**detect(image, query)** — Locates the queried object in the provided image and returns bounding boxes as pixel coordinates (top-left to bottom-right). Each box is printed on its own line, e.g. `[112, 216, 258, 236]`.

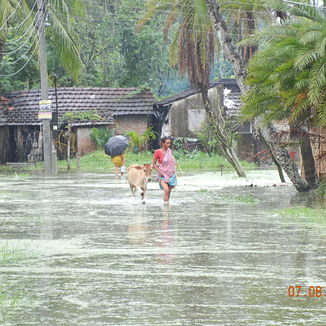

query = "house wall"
[0, 126, 11, 163]
[76, 117, 150, 157]
[167, 87, 219, 138]
[114, 114, 149, 135]
[77, 128, 97, 156]
[311, 127, 326, 180]
[0, 126, 41, 163]
[236, 134, 255, 162]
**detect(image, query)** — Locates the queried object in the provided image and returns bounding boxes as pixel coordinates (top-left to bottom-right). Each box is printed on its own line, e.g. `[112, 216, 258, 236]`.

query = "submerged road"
[0, 170, 325, 325]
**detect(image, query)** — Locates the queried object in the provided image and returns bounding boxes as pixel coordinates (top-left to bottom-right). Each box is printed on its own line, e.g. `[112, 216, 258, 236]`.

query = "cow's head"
[143, 163, 152, 182]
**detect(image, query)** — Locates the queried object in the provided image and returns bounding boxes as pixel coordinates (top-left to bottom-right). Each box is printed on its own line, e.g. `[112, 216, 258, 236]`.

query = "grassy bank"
[57, 150, 255, 171]
[275, 207, 326, 223]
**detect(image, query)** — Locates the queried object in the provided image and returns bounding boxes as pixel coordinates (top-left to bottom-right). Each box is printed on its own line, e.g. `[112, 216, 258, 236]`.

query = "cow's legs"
[129, 185, 136, 197]
[137, 186, 145, 204]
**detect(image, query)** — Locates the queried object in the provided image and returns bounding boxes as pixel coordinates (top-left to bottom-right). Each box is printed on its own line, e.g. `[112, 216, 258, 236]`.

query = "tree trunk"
[270, 151, 286, 183]
[205, 0, 248, 93]
[205, 0, 311, 192]
[201, 88, 247, 178]
[258, 120, 310, 192]
[300, 132, 320, 189]
[258, 128, 286, 182]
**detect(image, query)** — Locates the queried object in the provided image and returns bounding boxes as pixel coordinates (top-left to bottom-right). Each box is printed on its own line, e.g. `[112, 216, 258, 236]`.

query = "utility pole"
[37, 0, 55, 175]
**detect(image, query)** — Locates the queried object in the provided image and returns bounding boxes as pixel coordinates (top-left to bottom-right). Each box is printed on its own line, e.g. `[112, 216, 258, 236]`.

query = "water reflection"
[128, 206, 148, 245]
[156, 205, 176, 265]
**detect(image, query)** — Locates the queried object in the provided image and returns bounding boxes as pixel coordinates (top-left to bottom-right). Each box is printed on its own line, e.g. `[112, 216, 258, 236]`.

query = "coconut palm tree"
[205, 0, 317, 191]
[0, 0, 83, 78]
[240, 5, 325, 188]
[138, 0, 247, 177]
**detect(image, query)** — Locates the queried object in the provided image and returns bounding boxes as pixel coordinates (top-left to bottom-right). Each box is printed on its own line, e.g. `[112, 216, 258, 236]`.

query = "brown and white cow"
[127, 164, 152, 203]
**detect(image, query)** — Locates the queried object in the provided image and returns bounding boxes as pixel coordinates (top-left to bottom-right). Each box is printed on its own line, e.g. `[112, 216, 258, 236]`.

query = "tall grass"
[0, 245, 31, 264]
[276, 207, 326, 222]
[57, 150, 255, 171]
[315, 180, 326, 198]
[221, 193, 259, 204]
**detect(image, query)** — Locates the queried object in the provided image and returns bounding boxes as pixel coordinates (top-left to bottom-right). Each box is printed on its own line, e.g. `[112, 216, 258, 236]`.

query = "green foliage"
[221, 193, 259, 204]
[276, 207, 326, 220]
[241, 8, 326, 126]
[0, 245, 31, 264]
[0, 29, 39, 94]
[315, 179, 326, 198]
[60, 110, 104, 123]
[125, 127, 156, 153]
[197, 121, 222, 154]
[139, 0, 215, 89]
[0, 0, 84, 94]
[90, 127, 113, 149]
[65, 0, 185, 96]
[56, 149, 255, 171]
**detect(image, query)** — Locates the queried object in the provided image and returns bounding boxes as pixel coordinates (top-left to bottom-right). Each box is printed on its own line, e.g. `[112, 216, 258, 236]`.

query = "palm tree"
[240, 5, 325, 188]
[205, 0, 316, 191]
[138, 0, 247, 177]
[0, 0, 83, 78]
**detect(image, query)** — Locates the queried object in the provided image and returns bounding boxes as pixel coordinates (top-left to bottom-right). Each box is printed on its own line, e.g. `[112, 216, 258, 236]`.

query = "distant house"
[152, 79, 254, 161]
[0, 87, 154, 163]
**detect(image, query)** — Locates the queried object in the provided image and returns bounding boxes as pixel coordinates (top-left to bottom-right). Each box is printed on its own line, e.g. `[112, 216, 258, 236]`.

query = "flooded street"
[0, 170, 325, 325]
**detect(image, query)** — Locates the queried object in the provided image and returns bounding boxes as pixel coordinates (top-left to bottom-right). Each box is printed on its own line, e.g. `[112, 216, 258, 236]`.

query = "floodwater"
[0, 169, 325, 326]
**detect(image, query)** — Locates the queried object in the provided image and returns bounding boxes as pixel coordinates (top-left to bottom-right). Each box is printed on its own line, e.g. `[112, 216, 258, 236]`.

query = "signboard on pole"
[38, 99, 52, 120]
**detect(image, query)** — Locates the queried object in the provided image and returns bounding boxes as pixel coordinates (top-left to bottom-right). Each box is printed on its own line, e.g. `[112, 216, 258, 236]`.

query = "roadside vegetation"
[275, 207, 326, 223]
[221, 193, 259, 204]
[56, 149, 255, 172]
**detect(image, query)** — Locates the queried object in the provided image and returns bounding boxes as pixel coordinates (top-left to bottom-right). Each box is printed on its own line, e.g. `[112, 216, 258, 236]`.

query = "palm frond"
[48, 12, 82, 79]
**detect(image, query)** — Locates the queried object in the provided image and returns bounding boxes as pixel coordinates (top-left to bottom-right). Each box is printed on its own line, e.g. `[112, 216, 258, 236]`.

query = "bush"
[125, 127, 156, 153]
[90, 127, 113, 149]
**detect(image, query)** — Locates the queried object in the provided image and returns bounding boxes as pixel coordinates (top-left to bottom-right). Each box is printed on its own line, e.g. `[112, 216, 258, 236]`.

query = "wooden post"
[66, 125, 71, 170]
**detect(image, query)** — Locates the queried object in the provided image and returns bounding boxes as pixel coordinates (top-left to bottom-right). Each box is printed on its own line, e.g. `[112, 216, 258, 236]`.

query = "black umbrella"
[104, 135, 129, 157]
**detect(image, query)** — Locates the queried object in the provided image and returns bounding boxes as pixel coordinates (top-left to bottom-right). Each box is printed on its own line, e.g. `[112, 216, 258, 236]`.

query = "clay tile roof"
[5, 87, 155, 126]
[0, 96, 9, 125]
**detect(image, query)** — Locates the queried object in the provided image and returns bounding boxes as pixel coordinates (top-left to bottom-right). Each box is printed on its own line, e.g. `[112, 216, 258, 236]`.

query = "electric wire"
[0, 46, 37, 77]
[60, 18, 257, 37]
[0, 0, 24, 31]
[1, 34, 38, 65]
[0, 28, 38, 56]
[0, 0, 38, 32]
[0, 11, 39, 45]
[0, 0, 323, 78]
[74, 0, 326, 11]
[0, 11, 41, 56]
[283, 0, 325, 8]
[67, 2, 325, 24]
[0, 13, 44, 77]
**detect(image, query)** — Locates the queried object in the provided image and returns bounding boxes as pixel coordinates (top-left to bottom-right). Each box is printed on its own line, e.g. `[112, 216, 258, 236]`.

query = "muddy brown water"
[0, 170, 325, 325]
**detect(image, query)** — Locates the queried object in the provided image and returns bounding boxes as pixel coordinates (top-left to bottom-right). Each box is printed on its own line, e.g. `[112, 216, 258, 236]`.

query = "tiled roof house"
[0, 87, 154, 163]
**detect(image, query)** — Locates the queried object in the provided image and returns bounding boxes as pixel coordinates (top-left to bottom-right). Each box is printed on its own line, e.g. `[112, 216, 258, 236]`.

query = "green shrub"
[56, 149, 255, 171]
[125, 127, 156, 153]
[90, 127, 113, 149]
